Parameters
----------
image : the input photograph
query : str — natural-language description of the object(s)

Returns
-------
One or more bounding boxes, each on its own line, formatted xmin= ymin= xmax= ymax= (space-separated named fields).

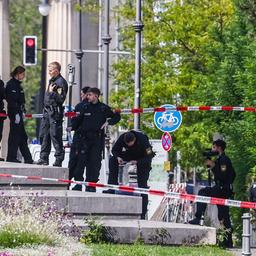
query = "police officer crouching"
xmin=189 ymin=139 xmax=236 ymax=248
xmin=103 ymin=130 xmax=155 ymax=220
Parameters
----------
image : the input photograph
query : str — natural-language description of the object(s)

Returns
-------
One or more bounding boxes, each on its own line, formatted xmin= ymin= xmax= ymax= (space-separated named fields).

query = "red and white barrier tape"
xmin=0 ymin=172 xmax=255 ymax=210
xmin=0 ymin=105 xmax=256 ymax=119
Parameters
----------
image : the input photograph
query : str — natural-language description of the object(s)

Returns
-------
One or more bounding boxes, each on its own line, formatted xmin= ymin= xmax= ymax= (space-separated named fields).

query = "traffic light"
xmin=23 ymin=36 xmax=37 ymax=66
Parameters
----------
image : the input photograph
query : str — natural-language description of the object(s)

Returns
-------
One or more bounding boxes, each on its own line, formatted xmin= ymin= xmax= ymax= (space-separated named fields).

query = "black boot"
xmin=86 ymin=186 xmax=96 ymax=192
xmin=188 ymin=217 xmax=201 ymax=225
xmin=72 ymin=184 xmax=82 ymax=191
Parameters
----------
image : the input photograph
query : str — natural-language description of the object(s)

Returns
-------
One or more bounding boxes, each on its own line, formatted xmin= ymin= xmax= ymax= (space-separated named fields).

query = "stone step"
xmin=0 ymin=162 xmax=68 ymax=190
xmin=75 ymin=219 xmax=216 ymax=245
xmin=0 ymin=190 xmax=142 ymax=219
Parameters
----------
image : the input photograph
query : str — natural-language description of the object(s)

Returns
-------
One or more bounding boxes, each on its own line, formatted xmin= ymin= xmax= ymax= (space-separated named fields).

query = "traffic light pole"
xmin=37 ymin=13 xmax=48 ymax=140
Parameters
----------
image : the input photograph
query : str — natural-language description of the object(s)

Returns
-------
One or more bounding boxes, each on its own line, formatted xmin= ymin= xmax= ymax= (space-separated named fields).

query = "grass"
xmin=90 ymin=244 xmax=232 ymax=256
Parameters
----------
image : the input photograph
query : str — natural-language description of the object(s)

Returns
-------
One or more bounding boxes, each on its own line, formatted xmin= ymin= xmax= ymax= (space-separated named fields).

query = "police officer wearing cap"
xmin=37 ymin=62 xmax=68 ymax=167
xmin=104 ymin=130 xmax=155 ymax=219
xmin=68 ymin=86 xmax=90 ymax=183
xmin=71 ymin=87 xmax=121 ymax=192
xmin=5 ymin=66 xmax=33 ymax=163
xmin=189 ymin=139 xmax=236 ymax=248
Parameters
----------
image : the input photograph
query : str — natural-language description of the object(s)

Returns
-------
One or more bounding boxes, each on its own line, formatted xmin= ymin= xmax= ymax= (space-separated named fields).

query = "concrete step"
xmin=0 ymin=190 xmax=142 ymax=219
xmin=75 ymin=219 xmax=216 ymax=245
xmin=0 ymin=162 xmax=68 ymax=189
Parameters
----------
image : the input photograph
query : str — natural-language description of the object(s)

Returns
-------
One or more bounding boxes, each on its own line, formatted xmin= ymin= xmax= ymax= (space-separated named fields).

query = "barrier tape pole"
xmin=0 ymin=173 xmax=255 ymax=210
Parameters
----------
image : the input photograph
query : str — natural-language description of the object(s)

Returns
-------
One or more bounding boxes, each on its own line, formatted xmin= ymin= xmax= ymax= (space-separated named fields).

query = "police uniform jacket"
xmin=112 ymin=131 xmax=154 ymax=164
xmin=72 ymin=101 xmax=120 ymax=136
xmin=0 ymin=80 xmax=5 ymax=112
xmin=44 ymin=74 xmax=68 ymax=108
xmin=5 ymin=78 xmax=25 ymax=116
xmin=212 ymin=153 xmax=236 ymax=187
xmin=71 ymin=100 xmax=88 ymax=132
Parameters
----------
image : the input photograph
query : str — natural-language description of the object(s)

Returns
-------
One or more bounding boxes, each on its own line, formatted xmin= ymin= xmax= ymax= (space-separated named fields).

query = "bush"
xmin=0 ymin=196 xmax=81 ymax=248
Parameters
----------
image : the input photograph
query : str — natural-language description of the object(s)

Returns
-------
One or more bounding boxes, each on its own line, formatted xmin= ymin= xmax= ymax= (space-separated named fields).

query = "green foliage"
xmin=90 ymin=244 xmax=232 ymax=256
xmin=81 ymin=218 xmax=109 ymax=244
xmin=0 ymin=229 xmax=54 ymax=248
xmin=110 ymin=0 xmax=256 ymax=243
xmin=216 ymin=227 xmax=230 ymax=248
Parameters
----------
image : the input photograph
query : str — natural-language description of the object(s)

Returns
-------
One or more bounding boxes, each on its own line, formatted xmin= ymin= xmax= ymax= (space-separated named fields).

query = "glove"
xmin=15 ymin=114 xmax=20 ymax=124
xmin=100 ymin=121 xmax=108 ymax=130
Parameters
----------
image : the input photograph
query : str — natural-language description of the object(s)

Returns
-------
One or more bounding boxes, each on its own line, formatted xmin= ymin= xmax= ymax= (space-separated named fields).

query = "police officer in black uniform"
xmin=71 ymin=87 xmax=120 ymax=192
xmin=68 ymin=86 xmax=90 ymax=182
xmin=5 ymin=66 xmax=33 ymax=163
xmin=0 ymin=79 xmax=6 ymax=145
xmin=104 ymin=130 xmax=155 ymax=219
xmin=189 ymin=139 xmax=236 ymax=248
xmin=37 ymin=62 xmax=68 ymax=167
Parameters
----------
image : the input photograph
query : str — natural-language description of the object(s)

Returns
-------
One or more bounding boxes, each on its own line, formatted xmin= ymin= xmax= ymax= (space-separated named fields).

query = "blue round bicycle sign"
xmin=154 ymin=104 xmax=182 ymax=132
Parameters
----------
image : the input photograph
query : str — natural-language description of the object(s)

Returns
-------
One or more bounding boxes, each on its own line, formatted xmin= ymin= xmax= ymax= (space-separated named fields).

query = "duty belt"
xmin=82 ymin=131 xmax=102 ymax=138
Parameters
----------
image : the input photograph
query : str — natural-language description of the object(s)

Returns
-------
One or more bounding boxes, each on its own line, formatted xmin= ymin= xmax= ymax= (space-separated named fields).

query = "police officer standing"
xmin=68 ymin=86 xmax=90 ymax=182
xmin=71 ymin=87 xmax=120 ymax=192
xmin=5 ymin=66 xmax=33 ymax=163
xmin=37 ymin=62 xmax=68 ymax=167
xmin=104 ymin=130 xmax=155 ymax=219
xmin=0 ymin=79 xmax=6 ymax=145
xmin=189 ymin=139 xmax=236 ymax=248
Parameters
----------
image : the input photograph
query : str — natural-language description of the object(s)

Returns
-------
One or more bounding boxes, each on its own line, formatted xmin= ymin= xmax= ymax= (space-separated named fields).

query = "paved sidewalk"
xmin=228 ymin=248 xmax=256 ymax=255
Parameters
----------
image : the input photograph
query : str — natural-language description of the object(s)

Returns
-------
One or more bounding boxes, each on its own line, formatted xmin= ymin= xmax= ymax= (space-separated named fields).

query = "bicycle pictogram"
xmin=157 ymin=112 xmax=179 ymax=128
xmin=154 ymin=104 xmax=182 ymax=133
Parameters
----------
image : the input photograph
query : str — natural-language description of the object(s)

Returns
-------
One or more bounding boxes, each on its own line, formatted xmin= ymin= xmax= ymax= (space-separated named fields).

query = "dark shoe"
xmin=85 ymin=186 xmax=96 ymax=193
xmin=141 ymin=214 xmax=146 ymax=220
xmin=7 ymin=159 xmax=21 ymax=163
xmin=53 ymin=160 xmax=62 ymax=167
xmin=25 ymin=160 xmax=34 ymax=164
xmin=188 ymin=217 xmax=200 ymax=225
xmin=102 ymin=189 xmax=115 ymax=194
xmin=72 ymin=184 xmax=82 ymax=191
xmin=0 ymin=157 xmax=4 ymax=161
xmin=36 ymin=159 xmax=48 ymax=165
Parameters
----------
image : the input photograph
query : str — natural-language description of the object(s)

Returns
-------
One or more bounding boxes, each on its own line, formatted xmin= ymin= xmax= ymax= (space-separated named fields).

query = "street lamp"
xmin=38 ymin=0 xmax=51 ymax=16
xmin=38 ymin=0 xmax=50 ymax=139
xmin=133 ymin=0 xmax=144 ymax=130
xmin=61 ymin=0 xmax=84 ymax=90
xmin=102 ymin=0 xmax=111 ymax=105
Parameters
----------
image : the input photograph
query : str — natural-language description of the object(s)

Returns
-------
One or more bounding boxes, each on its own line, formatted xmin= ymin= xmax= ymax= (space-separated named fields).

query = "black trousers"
xmin=195 ymin=186 xmax=233 ymax=246
xmin=6 ymin=113 xmax=33 ymax=163
xmin=73 ymin=135 xmax=103 ymax=183
xmin=108 ymin=155 xmax=151 ymax=218
xmin=39 ymin=110 xmax=64 ymax=162
xmin=68 ymin=132 xmax=82 ymax=180
xmin=0 ymin=119 xmax=3 ymax=143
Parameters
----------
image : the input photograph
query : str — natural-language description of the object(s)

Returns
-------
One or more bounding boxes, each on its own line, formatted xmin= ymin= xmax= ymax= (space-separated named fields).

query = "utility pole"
xmin=133 ymin=0 xmax=143 ymax=130
xmin=102 ymin=0 xmax=111 ymax=104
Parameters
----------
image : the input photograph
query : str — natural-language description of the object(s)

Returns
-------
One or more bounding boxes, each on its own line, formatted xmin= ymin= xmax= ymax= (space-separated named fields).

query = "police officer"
xmin=37 ymin=62 xmax=68 ymax=167
xmin=104 ymin=130 xmax=155 ymax=219
xmin=189 ymin=139 xmax=236 ymax=248
xmin=5 ymin=66 xmax=33 ymax=163
xmin=68 ymin=86 xmax=90 ymax=182
xmin=71 ymin=87 xmax=121 ymax=192
xmin=0 ymin=79 xmax=6 ymax=145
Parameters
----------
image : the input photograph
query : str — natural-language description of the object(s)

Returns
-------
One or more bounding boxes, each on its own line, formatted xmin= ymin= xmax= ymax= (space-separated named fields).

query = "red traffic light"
xmin=26 ymin=38 xmax=35 ymax=47
xmin=23 ymin=36 xmax=37 ymax=66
